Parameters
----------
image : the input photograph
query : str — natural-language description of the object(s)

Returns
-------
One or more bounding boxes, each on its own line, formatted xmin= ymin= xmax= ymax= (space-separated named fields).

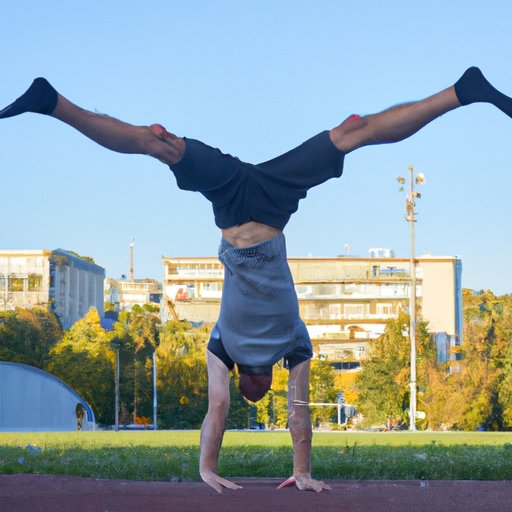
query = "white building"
xmin=104 ymin=278 xmax=162 ymax=311
xmin=161 ymin=252 xmax=463 ymax=367
xmin=0 ymin=249 xmax=105 ymax=329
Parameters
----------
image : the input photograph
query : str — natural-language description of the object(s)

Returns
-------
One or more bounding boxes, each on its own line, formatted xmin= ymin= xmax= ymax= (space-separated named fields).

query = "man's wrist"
xmin=199 ymin=463 xmax=216 ymax=474
xmin=294 ymin=471 xmax=312 ymax=479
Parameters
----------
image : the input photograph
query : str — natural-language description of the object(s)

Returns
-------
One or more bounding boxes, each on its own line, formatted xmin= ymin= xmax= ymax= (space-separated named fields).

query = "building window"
xmin=318 ymin=304 xmax=329 ymax=319
xmin=319 ymin=284 xmax=336 ymax=296
xmin=344 ymin=304 xmax=364 ymax=317
xmin=166 ymin=263 xmax=178 ymax=275
xmin=0 ymin=275 xmax=5 ymax=291
xmin=377 ymin=303 xmax=393 ymax=315
xmin=9 ymin=277 xmax=24 ymax=292
xmin=328 ymin=304 xmax=341 ymax=319
xmin=28 ymin=273 xmax=43 ymax=292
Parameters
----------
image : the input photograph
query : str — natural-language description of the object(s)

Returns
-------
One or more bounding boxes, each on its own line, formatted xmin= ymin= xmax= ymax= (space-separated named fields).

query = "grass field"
xmin=1 ymin=430 xmax=512 ymax=481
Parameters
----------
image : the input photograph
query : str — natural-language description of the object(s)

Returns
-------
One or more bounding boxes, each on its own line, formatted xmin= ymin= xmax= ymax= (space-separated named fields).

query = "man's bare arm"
xmin=199 ymin=351 xmax=242 ymax=493
xmin=284 ymin=360 xmax=330 ymax=492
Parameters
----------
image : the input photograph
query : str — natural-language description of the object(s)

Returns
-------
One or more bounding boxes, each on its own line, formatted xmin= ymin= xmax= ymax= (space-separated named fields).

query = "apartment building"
xmin=104 ymin=277 xmax=162 ymax=311
xmin=161 ymin=251 xmax=462 ymax=367
xmin=0 ymin=249 xmax=105 ymax=329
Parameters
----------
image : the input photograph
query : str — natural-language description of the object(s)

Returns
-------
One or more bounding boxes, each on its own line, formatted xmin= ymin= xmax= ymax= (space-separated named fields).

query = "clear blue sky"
xmin=1 ymin=1 xmax=511 ymax=294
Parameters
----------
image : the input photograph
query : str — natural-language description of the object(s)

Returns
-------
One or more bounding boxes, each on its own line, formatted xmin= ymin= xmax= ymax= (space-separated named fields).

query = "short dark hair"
xmin=238 ymin=366 xmax=273 ymax=402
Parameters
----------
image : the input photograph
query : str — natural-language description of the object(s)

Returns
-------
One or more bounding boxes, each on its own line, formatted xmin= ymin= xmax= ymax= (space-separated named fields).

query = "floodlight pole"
xmin=407 ymin=166 xmax=417 ymax=432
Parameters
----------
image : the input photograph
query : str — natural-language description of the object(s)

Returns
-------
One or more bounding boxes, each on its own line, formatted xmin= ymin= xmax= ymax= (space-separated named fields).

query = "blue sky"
xmin=1 ymin=1 xmax=511 ymax=294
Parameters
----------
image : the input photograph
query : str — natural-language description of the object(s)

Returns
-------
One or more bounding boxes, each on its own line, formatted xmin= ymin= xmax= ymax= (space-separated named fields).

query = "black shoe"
xmin=0 ymin=77 xmax=58 ymax=119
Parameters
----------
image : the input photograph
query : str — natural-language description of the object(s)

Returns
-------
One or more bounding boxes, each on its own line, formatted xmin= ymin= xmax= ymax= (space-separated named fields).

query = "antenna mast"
xmin=129 ymin=238 xmax=134 ymax=281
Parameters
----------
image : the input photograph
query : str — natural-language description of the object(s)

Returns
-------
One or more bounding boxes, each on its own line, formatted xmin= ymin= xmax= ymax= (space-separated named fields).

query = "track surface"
xmin=1 ymin=474 xmax=512 ymax=512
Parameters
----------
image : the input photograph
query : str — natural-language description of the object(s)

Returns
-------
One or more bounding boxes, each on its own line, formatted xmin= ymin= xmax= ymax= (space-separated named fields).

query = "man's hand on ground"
xmin=277 ymin=475 xmax=331 ymax=493
xmin=200 ymin=471 xmax=243 ymax=493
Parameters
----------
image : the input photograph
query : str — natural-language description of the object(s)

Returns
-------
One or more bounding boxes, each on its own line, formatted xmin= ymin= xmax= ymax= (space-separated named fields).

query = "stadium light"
xmin=397 ymin=165 xmax=425 ymax=432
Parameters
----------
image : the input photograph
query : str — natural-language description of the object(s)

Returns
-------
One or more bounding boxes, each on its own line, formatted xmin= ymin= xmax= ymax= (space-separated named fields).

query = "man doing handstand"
xmin=1 ymin=66 xmax=511 ymax=493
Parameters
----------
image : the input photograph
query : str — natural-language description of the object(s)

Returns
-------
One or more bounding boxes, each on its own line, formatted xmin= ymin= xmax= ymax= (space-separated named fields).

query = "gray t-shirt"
xmin=216 ymin=233 xmax=312 ymax=367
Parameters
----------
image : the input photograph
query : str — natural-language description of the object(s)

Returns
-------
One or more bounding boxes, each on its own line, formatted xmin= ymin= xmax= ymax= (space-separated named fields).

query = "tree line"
xmin=1 ymin=288 xmax=511 ymax=430
xmin=355 ymin=289 xmax=512 ymax=430
xmin=0 ymin=305 xmax=336 ymax=428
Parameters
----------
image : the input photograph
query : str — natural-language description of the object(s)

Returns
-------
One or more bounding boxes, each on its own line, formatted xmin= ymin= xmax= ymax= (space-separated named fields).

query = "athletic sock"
xmin=455 ymin=67 xmax=512 ymax=118
xmin=0 ymin=77 xmax=58 ymax=119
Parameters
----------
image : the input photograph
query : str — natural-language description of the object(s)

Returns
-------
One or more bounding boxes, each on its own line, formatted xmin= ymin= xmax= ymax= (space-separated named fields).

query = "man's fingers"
xmin=215 ymin=475 xmax=243 ymax=490
xmin=201 ymin=474 xmax=223 ymax=493
xmin=278 ymin=475 xmax=331 ymax=492
xmin=277 ymin=476 xmax=296 ymax=489
xmin=209 ymin=480 xmax=224 ymax=494
xmin=202 ymin=472 xmax=242 ymax=493
xmin=295 ymin=476 xmax=331 ymax=493
xmin=312 ymin=481 xmax=332 ymax=492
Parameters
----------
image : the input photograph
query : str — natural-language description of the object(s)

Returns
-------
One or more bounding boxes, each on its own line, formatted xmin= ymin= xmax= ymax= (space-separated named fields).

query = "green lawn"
xmin=1 ymin=430 xmax=512 ymax=481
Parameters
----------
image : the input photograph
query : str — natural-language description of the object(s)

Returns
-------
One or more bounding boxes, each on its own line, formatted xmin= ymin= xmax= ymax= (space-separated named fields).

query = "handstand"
xmin=2 ymin=67 xmax=511 ymax=493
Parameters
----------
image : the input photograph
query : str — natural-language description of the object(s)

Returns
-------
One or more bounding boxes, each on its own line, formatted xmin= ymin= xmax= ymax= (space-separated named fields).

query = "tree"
xmin=419 ymin=365 xmax=467 ymax=430
xmin=492 ymin=294 xmax=512 ymax=430
xmin=227 ymin=371 xmax=251 ymax=429
xmin=48 ymin=308 xmax=115 ymax=425
xmin=108 ymin=306 xmax=162 ymax=425
xmin=0 ymin=307 xmax=62 ymax=368
xmin=454 ymin=289 xmax=510 ymax=430
xmin=334 ymin=371 xmax=358 ymax=405
xmin=156 ymin=321 xmax=210 ymax=428
xmin=499 ymin=355 xmax=512 ymax=429
xmin=421 ymin=289 xmax=512 ymax=431
xmin=309 ymin=360 xmax=337 ymax=426
xmin=355 ymin=313 xmax=434 ymax=428
xmin=251 ymin=360 xmax=337 ymax=429
xmin=126 ymin=305 xmax=161 ymax=422
xmin=155 ymin=320 xmax=250 ymax=429
xmin=253 ymin=364 xmax=289 ymax=428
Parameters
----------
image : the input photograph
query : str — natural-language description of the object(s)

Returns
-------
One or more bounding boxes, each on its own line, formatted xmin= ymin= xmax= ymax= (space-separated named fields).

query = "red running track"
xmin=1 ymin=474 xmax=512 ymax=512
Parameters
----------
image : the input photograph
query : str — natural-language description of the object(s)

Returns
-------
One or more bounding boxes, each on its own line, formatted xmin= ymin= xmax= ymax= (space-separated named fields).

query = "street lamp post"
xmin=397 ymin=166 xmax=425 ymax=432
xmin=115 ymin=346 xmax=120 ymax=431
xmin=152 ymin=350 xmax=157 ymax=431
xmin=110 ymin=337 xmax=121 ymax=432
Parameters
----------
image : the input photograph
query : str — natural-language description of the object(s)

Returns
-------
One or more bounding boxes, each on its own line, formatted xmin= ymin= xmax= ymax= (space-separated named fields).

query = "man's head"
xmin=237 ymin=364 xmax=273 ymax=402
